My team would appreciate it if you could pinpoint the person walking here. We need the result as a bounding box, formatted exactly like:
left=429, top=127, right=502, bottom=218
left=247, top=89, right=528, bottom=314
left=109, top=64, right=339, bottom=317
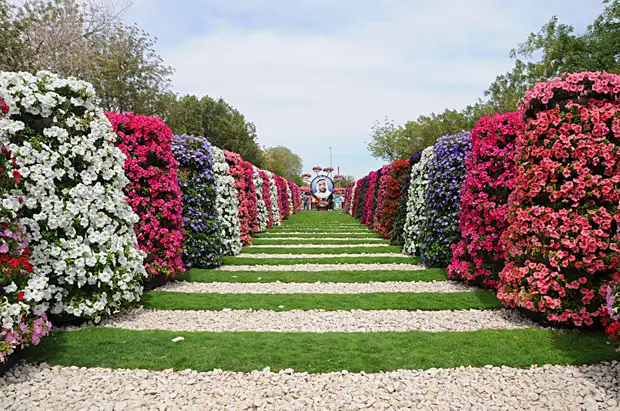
left=334, top=195, right=342, bottom=210
left=302, top=193, right=309, bottom=210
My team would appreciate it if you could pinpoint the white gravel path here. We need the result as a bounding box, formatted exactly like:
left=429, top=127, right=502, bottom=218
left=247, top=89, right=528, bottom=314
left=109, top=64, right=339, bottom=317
left=248, top=244, right=391, bottom=248
left=216, top=263, right=426, bottom=271
left=156, top=280, right=476, bottom=294
left=3, top=362, right=617, bottom=411
left=254, top=237, right=386, bottom=240
left=96, top=308, right=541, bottom=332
left=235, top=253, right=408, bottom=259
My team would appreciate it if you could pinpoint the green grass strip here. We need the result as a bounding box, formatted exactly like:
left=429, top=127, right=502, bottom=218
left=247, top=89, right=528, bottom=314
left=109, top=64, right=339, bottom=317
left=255, top=233, right=382, bottom=238
left=251, top=239, right=392, bottom=245
left=241, top=246, right=403, bottom=254
left=142, top=291, right=502, bottom=311
left=177, top=268, right=447, bottom=283
left=23, top=328, right=620, bottom=373
left=222, top=256, right=421, bottom=265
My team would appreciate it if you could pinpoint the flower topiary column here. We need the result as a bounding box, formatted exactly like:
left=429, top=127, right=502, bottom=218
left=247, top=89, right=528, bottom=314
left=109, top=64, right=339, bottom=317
left=447, top=113, right=521, bottom=288
left=391, top=152, right=421, bottom=246
left=374, top=159, right=410, bottom=239
left=172, top=134, right=224, bottom=268
left=0, top=71, right=146, bottom=320
left=419, top=132, right=471, bottom=267
left=107, top=113, right=185, bottom=279
left=498, top=72, right=620, bottom=326
left=211, top=146, right=242, bottom=255
left=403, top=147, right=435, bottom=256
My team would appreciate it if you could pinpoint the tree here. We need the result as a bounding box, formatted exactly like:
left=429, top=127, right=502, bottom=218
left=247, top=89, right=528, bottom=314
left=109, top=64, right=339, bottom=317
left=0, top=0, right=34, bottom=71
left=262, top=146, right=303, bottom=185
left=337, top=175, right=356, bottom=187
left=202, top=96, right=264, bottom=166
left=163, top=94, right=206, bottom=136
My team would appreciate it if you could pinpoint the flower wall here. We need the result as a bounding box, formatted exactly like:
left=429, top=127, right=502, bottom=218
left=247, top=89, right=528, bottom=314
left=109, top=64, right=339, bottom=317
left=419, top=132, right=471, bottom=268
left=498, top=72, right=620, bottom=326
left=267, top=171, right=282, bottom=226
left=447, top=113, right=521, bottom=288
left=224, top=151, right=253, bottom=246
left=403, top=147, right=435, bottom=256
left=390, top=152, right=420, bottom=246
left=172, top=134, right=224, bottom=268
left=360, top=171, right=379, bottom=225
left=253, top=166, right=269, bottom=232
left=259, top=170, right=274, bottom=229
left=373, top=159, right=410, bottom=239
left=107, top=113, right=185, bottom=279
left=0, top=144, right=51, bottom=363
left=276, top=176, right=290, bottom=220
left=0, top=71, right=146, bottom=320
left=211, top=146, right=242, bottom=255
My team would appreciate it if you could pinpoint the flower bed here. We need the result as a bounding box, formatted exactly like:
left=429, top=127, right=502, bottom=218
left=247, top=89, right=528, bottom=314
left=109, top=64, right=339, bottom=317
left=0, top=71, right=146, bottom=320
left=211, top=146, right=242, bottom=255
left=259, top=170, right=274, bottom=228
left=498, top=72, right=620, bottom=326
left=391, top=152, right=420, bottom=246
left=420, top=132, right=471, bottom=267
left=373, top=159, right=410, bottom=239
left=403, top=147, right=435, bottom=256
left=253, top=166, right=269, bottom=232
left=107, top=113, right=185, bottom=279
left=447, top=113, right=522, bottom=288
left=0, top=144, right=51, bottom=363
left=172, top=135, right=224, bottom=268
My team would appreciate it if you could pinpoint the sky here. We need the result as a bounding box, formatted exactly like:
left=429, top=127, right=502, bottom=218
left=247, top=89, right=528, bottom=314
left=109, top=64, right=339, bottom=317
left=123, top=0, right=604, bottom=179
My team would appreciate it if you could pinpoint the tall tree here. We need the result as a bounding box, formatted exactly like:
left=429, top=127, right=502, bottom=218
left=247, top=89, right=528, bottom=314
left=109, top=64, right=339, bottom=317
left=262, top=146, right=303, bottom=185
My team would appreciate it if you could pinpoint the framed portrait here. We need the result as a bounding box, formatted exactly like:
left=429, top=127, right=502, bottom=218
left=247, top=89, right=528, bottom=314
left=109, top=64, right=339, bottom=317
left=310, top=176, right=334, bottom=199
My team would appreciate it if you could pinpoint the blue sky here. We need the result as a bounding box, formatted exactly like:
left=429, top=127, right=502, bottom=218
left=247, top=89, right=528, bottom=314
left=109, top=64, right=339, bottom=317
left=124, top=0, right=605, bottom=179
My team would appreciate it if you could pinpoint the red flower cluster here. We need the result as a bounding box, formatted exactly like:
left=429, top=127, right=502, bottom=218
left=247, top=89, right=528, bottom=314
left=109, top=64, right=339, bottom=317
left=289, top=181, right=301, bottom=212
left=242, top=161, right=259, bottom=233
left=276, top=176, right=290, bottom=220
left=360, top=171, right=379, bottom=225
left=0, top=98, right=8, bottom=114
left=373, top=160, right=410, bottom=238
left=259, top=171, right=274, bottom=228
left=448, top=113, right=522, bottom=288
left=498, top=72, right=620, bottom=326
left=107, top=112, right=185, bottom=279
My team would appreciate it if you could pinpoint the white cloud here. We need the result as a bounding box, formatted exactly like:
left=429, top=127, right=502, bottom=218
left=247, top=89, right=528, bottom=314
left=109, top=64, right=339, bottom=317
left=126, top=0, right=604, bottom=178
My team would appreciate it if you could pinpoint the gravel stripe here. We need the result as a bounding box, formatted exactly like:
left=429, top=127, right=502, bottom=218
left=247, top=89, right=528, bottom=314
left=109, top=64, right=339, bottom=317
left=156, top=281, right=475, bottom=294
left=253, top=237, right=386, bottom=240
left=96, top=308, right=541, bottom=332
left=2, top=363, right=618, bottom=411
left=248, top=244, right=391, bottom=248
left=234, top=253, right=408, bottom=259
left=216, top=263, right=425, bottom=271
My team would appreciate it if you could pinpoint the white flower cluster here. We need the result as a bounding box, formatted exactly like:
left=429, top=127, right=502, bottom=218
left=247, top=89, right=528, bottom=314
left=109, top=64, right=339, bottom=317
left=253, top=166, right=268, bottom=232
left=347, top=181, right=358, bottom=215
left=0, top=71, right=146, bottom=319
left=286, top=183, right=293, bottom=215
left=403, top=146, right=435, bottom=256
left=265, top=171, right=281, bottom=226
left=210, top=145, right=242, bottom=255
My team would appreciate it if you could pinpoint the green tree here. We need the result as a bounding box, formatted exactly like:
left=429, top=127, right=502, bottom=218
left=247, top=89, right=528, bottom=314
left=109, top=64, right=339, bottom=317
left=0, top=0, right=33, bottom=71
left=163, top=94, right=205, bottom=136
left=262, top=146, right=303, bottom=185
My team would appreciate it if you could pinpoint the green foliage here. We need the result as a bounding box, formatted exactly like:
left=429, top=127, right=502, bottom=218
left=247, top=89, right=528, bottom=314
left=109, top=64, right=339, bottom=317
left=262, top=146, right=304, bottom=184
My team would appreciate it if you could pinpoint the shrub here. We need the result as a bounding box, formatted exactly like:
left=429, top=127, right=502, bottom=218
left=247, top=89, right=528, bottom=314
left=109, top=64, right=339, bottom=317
left=172, top=134, right=224, bottom=268
left=0, top=71, right=146, bottom=319
left=498, top=72, right=620, bottom=326
left=420, top=132, right=471, bottom=267
left=403, top=147, right=435, bottom=255
left=374, top=159, right=410, bottom=239
left=107, top=113, right=185, bottom=278
left=447, top=113, right=522, bottom=288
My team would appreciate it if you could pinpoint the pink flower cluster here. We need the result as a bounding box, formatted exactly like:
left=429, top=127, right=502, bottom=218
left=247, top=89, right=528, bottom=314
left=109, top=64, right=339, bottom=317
left=289, top=181, right=301, bottom=212
left=276, top=176, right=290, bottom=220
left=242, top=161, right=259, bottom=233
left=498, top=72, right=620, bottom=326
left=224, top=151, right=253, bottom=245
left=448, top=113, right=522, bottom=288
left=373, top=160, right=410, bottom=238
left=360, top=170, right=379, bottom=225
left=107, top=112, right=185, bottom=278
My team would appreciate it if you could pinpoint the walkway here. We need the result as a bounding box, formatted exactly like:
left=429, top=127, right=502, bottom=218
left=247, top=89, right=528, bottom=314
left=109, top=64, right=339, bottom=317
left=1, top=212, right=618, bottom=410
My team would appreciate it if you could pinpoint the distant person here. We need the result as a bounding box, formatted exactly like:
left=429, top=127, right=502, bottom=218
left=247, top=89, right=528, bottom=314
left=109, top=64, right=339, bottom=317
left=334, top=195, right=342, bottom=210
left=302, top=193, right=309, bottom=210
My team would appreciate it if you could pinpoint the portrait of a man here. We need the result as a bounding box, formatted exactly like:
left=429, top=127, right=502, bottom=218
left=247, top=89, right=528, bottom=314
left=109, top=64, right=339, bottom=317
left=311, top=176, right=333, bottom=199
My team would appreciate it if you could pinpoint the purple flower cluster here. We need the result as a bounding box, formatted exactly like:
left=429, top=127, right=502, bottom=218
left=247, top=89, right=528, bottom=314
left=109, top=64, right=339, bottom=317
left=420, top=132, right=471, bottom=267
left=172, top=135, right=224, bottom=268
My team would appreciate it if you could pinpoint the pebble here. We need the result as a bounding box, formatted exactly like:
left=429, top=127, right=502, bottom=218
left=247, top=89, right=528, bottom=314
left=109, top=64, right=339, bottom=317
left=216, top=263, right=426, bottom=271
left=1, top=362, right=617, bottom=411
left=234, top=253, right=410, bottom=258
left=156, top=280, right=477, bottom=294
left=94, top=308, right=542, bottom=332
left=248, top=244, right=390, bottom=248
